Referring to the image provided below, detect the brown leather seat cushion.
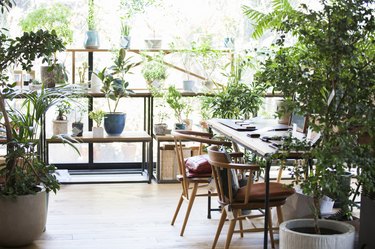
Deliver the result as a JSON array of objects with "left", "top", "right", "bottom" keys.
[{"left": 235, "top": 182, "right": 295, "bottom": 202}]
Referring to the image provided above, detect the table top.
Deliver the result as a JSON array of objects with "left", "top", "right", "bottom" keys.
[
  {"left": 207, "top": 118, "right": 289, "bottom": 157},
  {"left": 47, "top": 131, "right": 151, "bottom": 143}
]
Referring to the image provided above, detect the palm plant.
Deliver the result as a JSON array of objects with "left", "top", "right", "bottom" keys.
[{"left": 242, "top": 0, "right": 296, "bottom": 39}]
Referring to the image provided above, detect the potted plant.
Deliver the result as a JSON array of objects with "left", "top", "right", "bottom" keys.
[
  {"left": 153, "top": 102, "right": 169, "bottom": 135},
  {"left": 248, "top": 0, "right": 375, "bottom": 247},
  {"left": 89, "top": 109, "right": 105, "bottom": 137},
  {"left": 29, "top": 79, "right": 43, "bottom": 91},
  {"left": 165, "top": 85, "right": 186, "bottom": 130},
  {"left": 84, "top": 0, "right": 100, "bottom": 49},
  {"left": 202, "top": 52, "right": 267, "bottom": 120},
  {"left": 170, "top": 39, "right": 196, "bottom": 91},
  {"left": 95, "top": 48, "right": 136, "bottom": 135},
  {"left": 78, "top": 62, "right": 89, "bottom": 89},
  {"left": 141, "top": 52, "right": 167, "bottom": 88},
  {"left": 120, "top": 21, "right": 131, "bottom": 49},
  {"left": 0, "top": 4, "right": 75, "bottom": 245},
  {"left": 71, "top": 100, "right": 87, "bottom": 137},
  {"left": 191, "top": 35, "right": 222, "bottom": 91},
  {"left": 53, "top": 100, "right": 71, "bottom": 135},
  {"left": 19, "top": 2, "right": 72, "bottom": 88},
  {"left": 118, "top": 0, "right": 157, "bottom": 49}
]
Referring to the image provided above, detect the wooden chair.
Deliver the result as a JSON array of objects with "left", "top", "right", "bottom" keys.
[
  {"left": 207, "top": 145, "right": 295, "bottom": 249},
  {"left": 170, "top": 130, "right": 232, "bottom": 236}
]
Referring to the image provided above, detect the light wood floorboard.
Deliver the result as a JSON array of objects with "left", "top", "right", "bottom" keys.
[{"left": 3, "top": 182, "right": 275, "bottom": 249}]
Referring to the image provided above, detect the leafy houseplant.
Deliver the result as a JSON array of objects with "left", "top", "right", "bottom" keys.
[
  {"left": 19, "top": 3, "right": 72, "bottom": 88},
  {"left": 202, "top": 53, "right": 267, "bottom": 120},
  {"left": 251, "top": 0, "right": 375, "bottom": 245},
  {"left": 191, "top": 36, "right": 222, "bottom": 91},
  {"left": 84, "top": 0, "right": 100, "bottom": 49},
  {"left": 0, "top": 2, "right": 76, "bottom": 243},
  {"left": 165, "top": 85, "right": 187, "bottom": 130},
  {"left": 95, "top": 48, "right": 136, "bottom": 135},
  {"left": 89, "top": 109, "right": 105, "bottom": 137},
  {"left": 141, "top": 53, "right": 167, "bottom": 87}
]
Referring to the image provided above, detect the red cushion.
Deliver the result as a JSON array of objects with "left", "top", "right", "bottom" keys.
[
  {"left": 185, "top": 154, "right": 212, "bottom": 174},
  {"left": 235, "top": 182, "right": 295, "bottom": 202}
]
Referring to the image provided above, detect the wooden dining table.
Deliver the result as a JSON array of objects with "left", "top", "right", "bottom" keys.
[{"left": 207, "top": 118, "right": 291, "bottom": 249}]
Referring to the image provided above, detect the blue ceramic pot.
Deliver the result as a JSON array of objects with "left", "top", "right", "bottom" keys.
[
  {"left": 84, "top": 30, "right": 100, "bottom": 49},
  {"left": 174, "top": 123, "right": 186, "bottom": 130},
  {"left": 104, "top": 113, "right": 126, "bottom": 135}
]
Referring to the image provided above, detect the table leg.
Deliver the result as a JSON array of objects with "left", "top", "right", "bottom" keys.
[{"left": 263, "top": 159, "right": 271, "bottom": 249}]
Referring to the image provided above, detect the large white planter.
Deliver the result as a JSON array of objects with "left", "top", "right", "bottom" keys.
[
  {"left": 280, "top": 219, "right": 355, "bottom": 249},
  {"left": 0, "top": 189, "right": 48, "bottom": 247}
]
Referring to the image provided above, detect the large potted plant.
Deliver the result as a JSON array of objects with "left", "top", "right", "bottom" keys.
[
  {"left": 0, "top": 4, "right": 75, "bottom": 245},
  {"left": 95, "top": 48, "right": 136, "bottom": 135},
  {"left": 248, "top": 0, "right": 375, "bottom": 248},
  {"left": 19, "top": 2, "right": 72, "bottom": 88}
]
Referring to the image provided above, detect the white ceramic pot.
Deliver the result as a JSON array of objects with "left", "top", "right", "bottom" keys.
[
  {"left": 90, "top": 73, "right": 102, "bottom": 92},
  {"left": 0, "top": 189, "right": 47, "bottom": 247},
  {"left": 279, "top": 219, "right": 355, "bottom": 249},
  {"left": 183, "top": 80, "right": 195, "bottom": 92},
  {"left": 92, "top": 127, "right": 104, "bottom": 137},
  {"left": 144, "top": 39, "right": 162, "bottom": 49},
  {"left": 120, "top": 36, "right": 131, "bottom": 49},
  {"left": 53, "top": 119, "right": 68, "bottom": 135}
]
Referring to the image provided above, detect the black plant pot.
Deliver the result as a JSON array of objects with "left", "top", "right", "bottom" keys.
[
  {"left": 72, "top": 122, "right": 83, "bottom": 137},
  {"left": 359, "top": 192, "right": 375, "bottom": 249}
]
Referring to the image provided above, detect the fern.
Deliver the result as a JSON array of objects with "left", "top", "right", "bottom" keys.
[{"left": 242, "top": 0, "right": 296, "bottom": 39}]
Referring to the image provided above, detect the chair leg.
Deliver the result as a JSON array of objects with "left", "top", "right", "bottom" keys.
[
  {"left": 180, "top": 182, "right": 198, "bottom": 236},
  {"left": 212, "top": 208, "right": 227, "bottom": 249},
  {"left": 171, "top": 194, "right": 184, "bottom": 226},
  {"left": 224, "top": 209, "right": 238, "bottom": 249},
  {"left": 239, "top": 214, "right": 244, "bottom": 238},
  {"left": 276, "top": 206, "right": 284, "bottom": 225},
  {"left": 268, "top": 208, "right": 275, "bottom": 249},
  {"left": 207, "top": 191, "right": 212, "bottom": 219}
]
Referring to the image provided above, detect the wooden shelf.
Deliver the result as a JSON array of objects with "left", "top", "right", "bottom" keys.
[{"left": 47, "top": 131, "right": 151, "bottom": 143}]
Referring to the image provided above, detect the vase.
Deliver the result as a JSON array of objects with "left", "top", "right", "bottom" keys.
[
  {"left": 84, "top": 30, "right": 100, "bottom": 49},
  {"left": 183, "top": 80, "right": 195, "bottom": 92},
  {"left": 72, "top": 122, "right": 84, "bottom": 137},
  {"left": 92, "top": 127, "right": 104, "bottom": 137},
  {"left": 144, "top": 39, "right": 162, "bottom": 49},
  {"left": 104, "top": 113, "right": 126, "bottom": 136},
  {"left": 120, "top": 36, "right": 131, "bottom": 49},
  {"left": 224, "top": 37, "right": 235, "bottom": 49}
]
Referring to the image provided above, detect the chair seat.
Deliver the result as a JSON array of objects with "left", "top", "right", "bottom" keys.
[
  {"left": 177, "top": 174, "right": 212, "bottom": 182},
  {"left": 235, "top": 182, "right": 295, "bottom": 202}
]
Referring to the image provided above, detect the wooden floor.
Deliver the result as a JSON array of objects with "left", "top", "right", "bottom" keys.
[{"left": 10, "top": 182, "right": 274, "bottom": 249}]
